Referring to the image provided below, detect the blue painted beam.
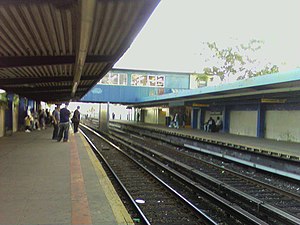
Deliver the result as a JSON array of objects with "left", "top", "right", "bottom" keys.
[{"left": 257, "top": 103, "right": 265, "bottom": 138}]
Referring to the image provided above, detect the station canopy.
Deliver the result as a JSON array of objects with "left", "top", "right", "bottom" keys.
[{"left": 0, "top": 0, "right": 159, "bottom": 103}]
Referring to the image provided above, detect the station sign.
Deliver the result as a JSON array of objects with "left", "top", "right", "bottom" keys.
[
  {"left": 169, "top": 101, "right": 185, "bottom": 107},
  {"left": 192, "top": 103, "right": 209, "bottom": 107},
  {"left": 261, "top": 98, "right": 287, "bottom": 103}
]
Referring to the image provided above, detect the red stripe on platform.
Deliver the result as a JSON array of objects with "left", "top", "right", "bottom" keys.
[{"left": 70, "top": 136, "right": 92, "bottom": 225}]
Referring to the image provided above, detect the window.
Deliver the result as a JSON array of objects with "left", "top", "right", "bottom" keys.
[
  {"left": 131, "top": 74, "right": 147, "bottom": 86},
  {"left": 148, "top": 75, "right": 156, "bottom": 86},
  {"left": 131, "top": 74, "right": 165, "bottom": 87},
  {"left": 157, "top": 76, "right": 164, "bottom": 87},
  {"left": 99, "top": 72, "right": 127, "bottom": 85},
  {"left": 119, "top": 73, "right": 127, "bottom": 85}
]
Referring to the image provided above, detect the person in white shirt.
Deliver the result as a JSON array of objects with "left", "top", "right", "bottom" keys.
[{"left": 215, "top": 116, "right": 222, "bottom": 132}]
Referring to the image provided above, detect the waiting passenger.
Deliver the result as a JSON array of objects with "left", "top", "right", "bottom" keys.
[
  {"left": 39, "top": 109, "right": 46, "bottom": 129},
  {"left": 204, "top": 117, "right": 215, "bottom": 132},
  {"left": 169, "top": 113, "right": 179, "bottom": 129},
  {"left": 24, "top": 115, "right": 32, "bottom": 132},
  {"left": 32, "top": 110, "right": 40, "bottom": 130},
  {"left": 215, "top": 116, "right": 222, "bottom": 132},
  {"left": 181, "top": 113, "right": 186, "bottom": 128},
  {"left": 52, "top": 106, "right": 60, "bottom": 140},
  {"left": 57, "top": 103, "right": 71, "bottom": 142},
  {"left": 174, "top": 113, "right": 179, "bottom": 129},
  {"left": 71, "top": 106, "right": 80, "bottom": 133}
]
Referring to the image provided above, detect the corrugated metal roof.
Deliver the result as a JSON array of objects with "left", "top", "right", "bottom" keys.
[{"left": 0, "top": 0, "right": 160, "bottom": 102}]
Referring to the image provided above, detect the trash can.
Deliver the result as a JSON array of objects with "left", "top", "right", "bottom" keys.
[{"left": 165, "top": 116, "right": 171, "bottom": 126}]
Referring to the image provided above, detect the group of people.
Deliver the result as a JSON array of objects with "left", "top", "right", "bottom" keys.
[
  {"left": 52, "top": 104, "right": 81, "bottom": 142},
  {"left": 24, "top": 108, "right": 52, "bottom": 132},
  {"left": 204, "top": 116, "right": 222, "bottom": 132},
  {"left": 24, "top": 103, "right": 81, "bottom": 143}
]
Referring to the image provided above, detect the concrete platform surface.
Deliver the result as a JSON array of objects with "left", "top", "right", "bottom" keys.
[{"left": 0, "top": 127, "right": 133, "bottom": 225}]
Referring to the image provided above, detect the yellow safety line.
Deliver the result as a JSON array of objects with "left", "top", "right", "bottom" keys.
[{"left": 79, "top": 134, "right": 134, "bottom": 225}]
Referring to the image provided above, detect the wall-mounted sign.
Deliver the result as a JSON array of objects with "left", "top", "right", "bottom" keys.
[
  {"left": 261, "top": 98, "right": 286, "bottom": 103},
  {"left": 192, "top": 103, "right": 209, "bottom": 107},
  {"left": 169, "top": 101, "right": 185, "bottom": 107}
]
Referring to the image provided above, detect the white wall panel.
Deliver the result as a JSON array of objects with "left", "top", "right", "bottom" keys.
[
  {"left": 230, "top": 111, "right": 257, "bottom": 137},
  {"left": 144, "top": 108, "right": 157, "bottom": 124},
  {"left": 265, "top": 110, "right": 300, "bottom": 142}
]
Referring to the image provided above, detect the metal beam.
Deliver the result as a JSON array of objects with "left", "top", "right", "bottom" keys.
[
  {"left": 0, "top": 75, "right": 96, "bottom": 85},
  {"left": 4, "top": 85, "right": 90, "bottom": 93},
  {"left": 71, "top": 0, "right": 96, "bottom": 97},
  {"left": 0, "top": 55, "right": 114, "bottom": 68},
  {"left": 20, "top": 91, "right": 86, "bottom": 100}
]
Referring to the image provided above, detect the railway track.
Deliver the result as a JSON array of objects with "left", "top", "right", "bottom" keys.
[
  {"left": 106, "top": 124, "right": 300, "bottom": 225},
  {"left": 114, "top": 122, "right": 299, "bottom": 177},
  {"left": 80, "top": 124, "right": 274, "bottom": 224},
  {"left": 80, "top": 125, "right": 217, "bottom": 224}
]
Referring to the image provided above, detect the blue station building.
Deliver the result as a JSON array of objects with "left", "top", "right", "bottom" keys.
[{"left": 78, "top": 68, "right": 300, "bottom": 143}]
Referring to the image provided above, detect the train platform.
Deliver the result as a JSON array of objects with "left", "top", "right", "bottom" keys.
[
  {"left": 109, "top": 120, "right": 300, "bottom": 161},
  {"left": 0, "top": 127, "right": 133, "bottom": 225}
]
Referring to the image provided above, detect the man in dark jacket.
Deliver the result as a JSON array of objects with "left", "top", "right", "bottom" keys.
[
  {"left": 57, "top": 103, "right": 71, "bottom": 142},
  {"left": 72, "top": 106, "right": 80, "bottom": 133}
]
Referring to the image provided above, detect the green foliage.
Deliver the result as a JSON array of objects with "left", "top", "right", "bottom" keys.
[
  {"left": 0, "top": 92, "right": 8, "bottom": 109},
  {"left": 193, "top": 73, "right": 209, "bottom": 88},
  {"left": 0, "top": 92, "right": 7, "bottom": 102},
  {"left": 194, "top": 73, "right": 208, "bottom": 82},
  {"left": 203, "top": 39, "right": 279, "bottom": 81}
]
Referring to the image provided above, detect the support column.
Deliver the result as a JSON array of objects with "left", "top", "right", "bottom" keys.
[
  {"left": 191, "top": 108, "right": 198, "bottom": 129},
  {"left": 199, "top": 108, "right": 205, "bottom": 130},
  {"left": 223, "top": 105, "right": 230, "bottom": 133},
  {"left": 5, "top": 93, "right": 14, "bottom": 135},
  {"left": 98, "top": 103, "right": 101, "bottom": 129},
  {"left": 18, "top": 97, "right": 27, "bottom": 130},
  {"left": 257, "top": 103, "right": 265, "bottom": 138},
  {"left": 106, "top": 102, "right": 110, "bottom": 130}
]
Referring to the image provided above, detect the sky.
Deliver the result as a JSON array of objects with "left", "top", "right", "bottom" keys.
[{"left": 114, "top": 0, "right": 300, "bottom": 73}]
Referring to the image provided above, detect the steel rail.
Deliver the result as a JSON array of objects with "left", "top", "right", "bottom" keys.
[
  {"left": 80, "top": 124, "right": 218, "bottom": 225},
  {"left": 110, "top": 129, "right": 300, "bottom": 225},
  {"left": 109, "top": 130, "right": 268, "bottom": 225},
  {"left": 79, "top": 127, "right": 151, "bottom": 225}
]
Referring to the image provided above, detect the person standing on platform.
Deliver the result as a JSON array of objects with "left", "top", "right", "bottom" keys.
[
  {"left": 182, "top": 113, "right": 186, "bottom": 128},
  {"left": 24, "top": 114, "right": 32, "bottom": 132},
  {"left": 215, "top": 116, "right": 222, "bottom": 132},
  {"left": 72, "top": 106, "right": 80, "bottom": 133},
  {"left": 52, "top": 105, "right": 60, "bottom": 140},
  {"left": 174, "top": 113, "right": 179, "bottom": 129},
  {"left": 57, "top": 103, "right": 71, "bottom": 142}
]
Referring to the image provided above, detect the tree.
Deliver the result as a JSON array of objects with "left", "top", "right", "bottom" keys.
[
  {"left": 200, "top": 39, "right": 279, "bottom": 82},
  {"left": 194, "top": 73, "right": 209, "bottom": 87}
]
